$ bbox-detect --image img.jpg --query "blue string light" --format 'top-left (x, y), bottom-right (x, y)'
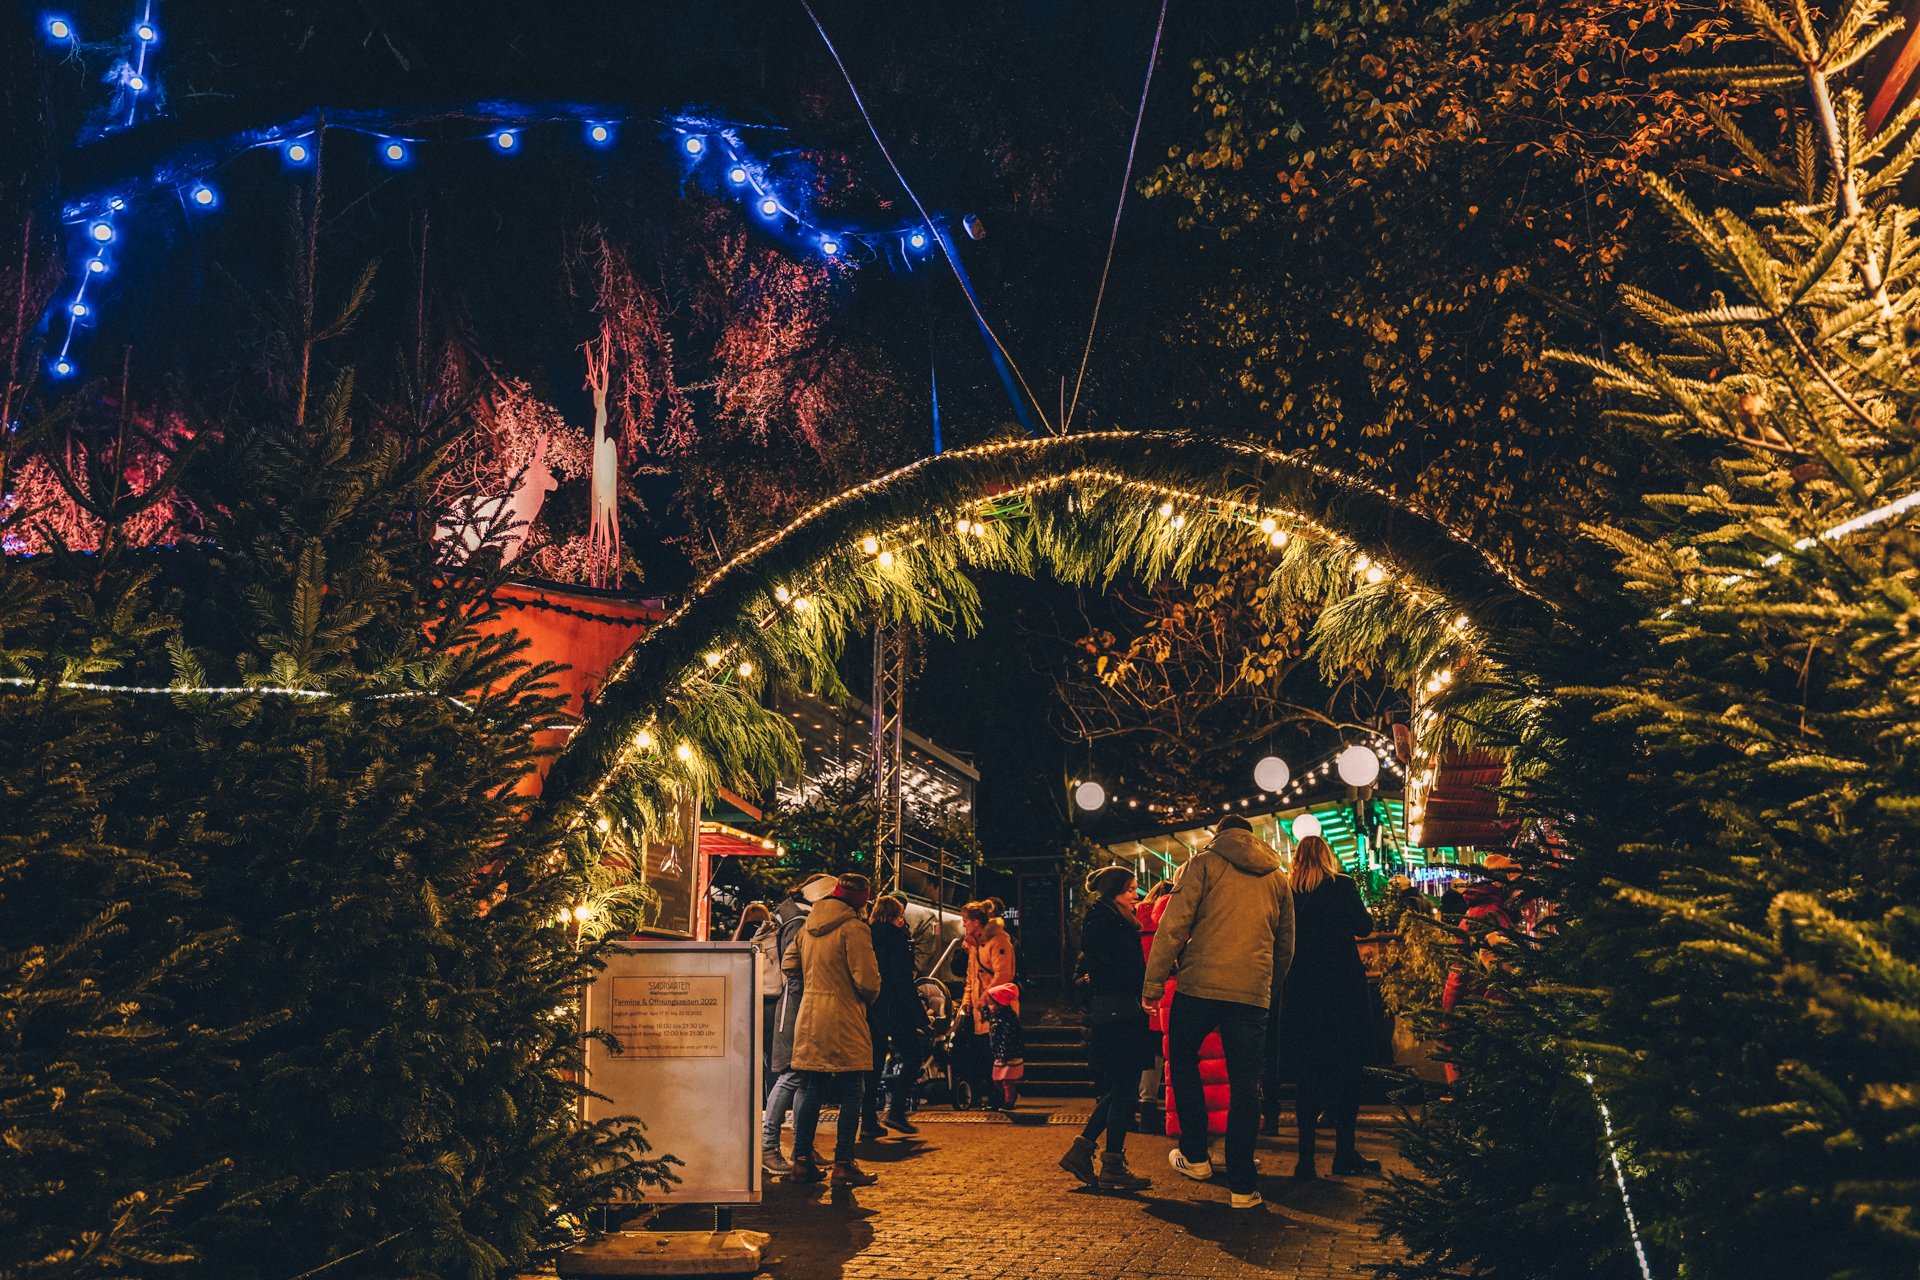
top-left (43, 13), bottom-right (75, 42)
top-left (34, 99), bottom-right (971, 379)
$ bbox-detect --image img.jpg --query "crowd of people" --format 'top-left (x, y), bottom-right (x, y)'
top-left (735, 813), bottom-right (1386, 1210)
top-left (1059, 815), bottom-right (1381, 1210)
top-left (743, 874), bottom-right (1024, 1188)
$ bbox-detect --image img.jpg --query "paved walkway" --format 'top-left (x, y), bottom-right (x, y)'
top-left (724, 1105), bottom-right (1407, 1280)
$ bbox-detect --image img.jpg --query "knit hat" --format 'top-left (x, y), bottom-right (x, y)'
top-left (1084, 865), bottom-right (1135, 899)
top-left (986, 982), bottom-right (1020, 1007)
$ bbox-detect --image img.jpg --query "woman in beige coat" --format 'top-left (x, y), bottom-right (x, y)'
top-left (782, 874), bottom-right (882, 1186)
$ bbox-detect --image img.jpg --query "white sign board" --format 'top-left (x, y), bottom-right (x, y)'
top-left (584, 941), bottom-right (762, 1204)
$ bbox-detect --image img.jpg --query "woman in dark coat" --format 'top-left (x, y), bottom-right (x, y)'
top-left (1278, 835), bottom-right (1380, 1178)
top-left (1059, 866), bottom-right (1153, 1191)
top-left (862, 894), bottom-right (929, 1138)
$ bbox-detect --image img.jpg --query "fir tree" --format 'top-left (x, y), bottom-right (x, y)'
top-left (0, 409), bottom-right (234, 1279)
top-left (131, 207), bottom-right (677, 1275)
top-left (1378, 2), bottom-right (1920, 1276)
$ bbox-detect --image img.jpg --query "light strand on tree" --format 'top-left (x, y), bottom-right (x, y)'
top-left (1586, 1071), bottom-right (1657, 1280)
top-left (0, 673), bottom-right (474, 712)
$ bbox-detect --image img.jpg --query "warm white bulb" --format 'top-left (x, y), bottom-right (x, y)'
top-left (704, 652), bottom-right (722, 668)
top-left (572, 903), bottom-right (592, 921)
top-left (1269, 529), bottom-right (1288, 548)
top-left (774, 585), bottom-right (791, 603)
top-left (737, 661), bottom-right (754, 677)
top-left (1171, 514), bottom-right (1187, 530)
top-left (1354, 553), bottom-right (1371, 572)
top-left (877, 551), bottom-right (894, 568)
top-left (861, 536), bottom-right (880, 555)
top-left (954, 518), bottom-right (972, 535)
top-left (971, 522), bottom-right (988, 537)
top-left (1157, 501), bottom-right (1174, 518)
top-left (1452, 613), bottom-right (1469, 630)
top-left (634, 729), bottom-right (653, 750)
top-left (1259, 516), bottom-right (1277, 534)
top-left (675, 743), bottom-right (695, 762)
top-left (594, 816), bottom-right (611, 833)
top-left (1365, 565), bottom-right (1385, 584)
top-left (793, 596), bottom-right (812, 612)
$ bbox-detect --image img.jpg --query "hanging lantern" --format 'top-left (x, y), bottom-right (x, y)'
top-left (1290, 812), bottom-right (1322, 841)
top-left (1073, 781), bottom-right (1107, 812)
top-left (1253, 755), bottom-right (1290, 793)
top-left (1336, 744), bottom-right (1382, 788)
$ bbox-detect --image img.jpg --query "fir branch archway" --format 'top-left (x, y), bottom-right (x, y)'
top-left (532, 429), bottom-right (1568, 852)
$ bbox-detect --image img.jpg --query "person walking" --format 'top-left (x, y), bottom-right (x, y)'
top-left (861, 894), bottom-right (928, 1137)
top-left (762, 874), bottom-right (838, 1176)
top-left (1060, 866), bottom-right (1153, 1191)
top-left (1142, 815), bottom-right (1294, 1210)
top-left (961, 900), bottom-right (1022, 1109)
top-left (1277, 835), bottom-right (1380, 1179)
top-left (783, 874), bottom-right (883, 1187)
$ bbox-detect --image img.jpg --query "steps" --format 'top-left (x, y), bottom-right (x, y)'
top-left (1020, 1022), bottom-right (1095, 1098)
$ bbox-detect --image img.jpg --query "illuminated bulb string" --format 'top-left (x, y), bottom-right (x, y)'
top-left (0, 674), bottom-right (473, 713)
top-left (39, 102), bottom-right (954, 380)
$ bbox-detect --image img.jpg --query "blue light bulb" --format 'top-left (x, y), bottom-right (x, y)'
top-left (909, 230), bottom-right (927, 250)
top-left (89, 222), bottom-right (114, 244)
top-left (285, 140), bottom-right (311, 165)
top-left (821, 238), bottom-right (840, 257)
top-left (135, 21), bottom-right (156, 41)
top-left (45, 15), bottom-right (73, 41)
top-left (728, 165), bottom-right (748, 185)
top-left (126, 74), bottom-right (146, 92)
top-left (52, 358), bottom-right (73, 376)
top-left (107, 197), bottom-right (125, 211)
top-left (87, 257), bottom-right (106, 274)
top-left (587, 123), bottom-right (612, 146)
top-left (69, 301), bottom-right (88, 317)
top-left (492, 130), bottom-right (518, 152)
top-left (758, 196), bottom-right (779, 218)
top-left (382, 140), bottom-right (408, 165)
top-left (189, 183), bottom-right (216, 208)
top-left (683, 136), bottom-right (704, 156)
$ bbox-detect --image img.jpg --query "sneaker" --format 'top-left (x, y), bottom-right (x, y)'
top-left (882, 1114), bottom-right (919, 1135)
top-left (760, 1146), bottom-right (793, 1177)
top-left (1168, 1149), bottom-right (1214, 1181)
top-left (1229, 1190), bottom-right (1264, 1210)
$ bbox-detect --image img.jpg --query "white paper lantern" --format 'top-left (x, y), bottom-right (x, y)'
top-left (1073, 780), bottom-right (1107, 812)
top-left (1290, 811), bottom-right (1322, 841)
top-left (1253, 755), bottom-right (1291, 793)
top-left (1336, 744), bottom-right (1382, 788)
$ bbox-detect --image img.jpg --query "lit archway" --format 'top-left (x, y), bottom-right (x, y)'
top-left (533, 429), bottom-right (1563, 853)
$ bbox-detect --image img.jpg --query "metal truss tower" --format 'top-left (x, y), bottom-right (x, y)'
top-left (871, 622), bottom-right (909, 895)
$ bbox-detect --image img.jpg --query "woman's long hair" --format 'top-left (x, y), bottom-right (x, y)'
top-left (1289, 835), bottom-right (1341, 895)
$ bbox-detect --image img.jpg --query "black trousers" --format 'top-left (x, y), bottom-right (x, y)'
top-left (1167, 992), bottom-right (1268, 1195)
top-left (1080, 1063), bottom-right (1136, 1153)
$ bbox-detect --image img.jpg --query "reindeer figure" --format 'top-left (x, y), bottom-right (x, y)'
top-left (583, 328), bottom-right (620, 589)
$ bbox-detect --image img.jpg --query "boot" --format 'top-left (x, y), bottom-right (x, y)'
top-left (1331, 1148), bottom-right (1382, 1176)
top-left (761, 1145), bottom-right (793, 1177)
top-left (830, 1161), bottom-right (879, 1187)
top-left (882, 1108), bottom-right (920, 1135)
top-left (1097, 1151), bottom-right (1151, 1191)
top-left (1058, 1135), bottom-right (1098, 1186)
top-left (788, 1153), bottom-right (825, 1183)
top-left (858, 1111), bottom-right (886, 1143)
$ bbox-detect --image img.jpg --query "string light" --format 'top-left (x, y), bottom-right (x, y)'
top-left (492, 129), bottom-right (519, 152)
top-left (381, 139), bottom-right (409, 165)
top-left (674, 742), bottom-right (695, 763)
top-left (587, 122), bottom-right (613, 146)
top-left (877, 550), bottom-right (894, 568)
top-left (861, 536), bottom-right (880, 554)
top-left (45, 15), bottom-right (75, 41)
